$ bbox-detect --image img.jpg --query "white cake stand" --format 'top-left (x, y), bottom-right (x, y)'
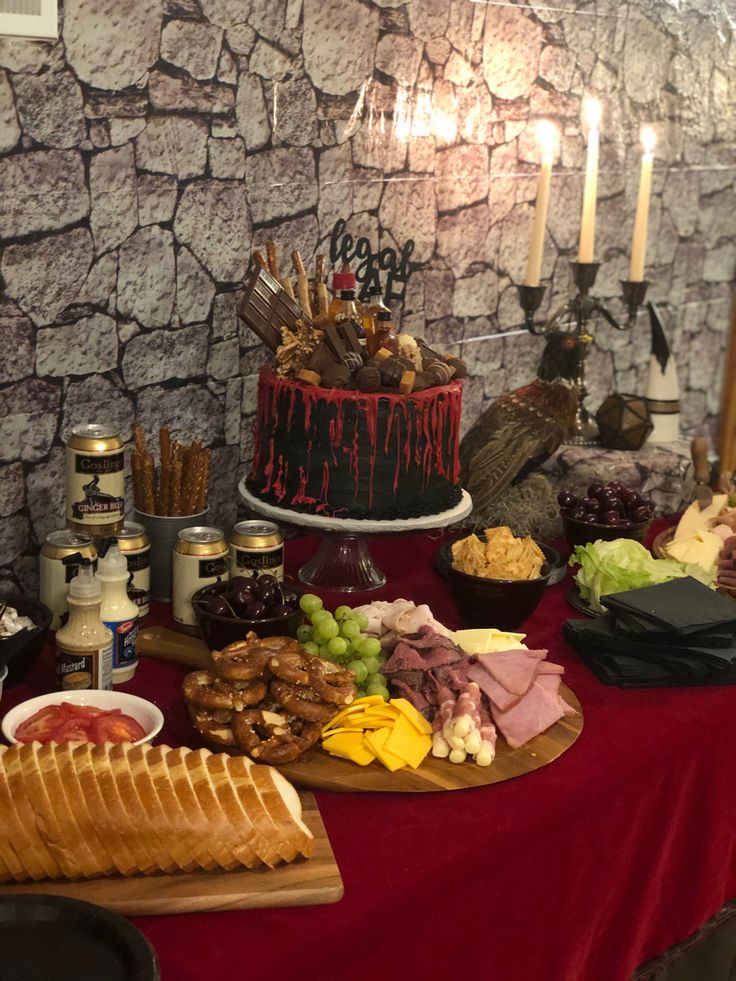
top-left (239, 480), bottom-right (472, 592)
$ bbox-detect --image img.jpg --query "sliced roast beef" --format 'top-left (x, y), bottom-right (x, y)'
top-left (382, 632), bottom-right (464, 673)
top-left (390, 678), bottom-right (431, 713)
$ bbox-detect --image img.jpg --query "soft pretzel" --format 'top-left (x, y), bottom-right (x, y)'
top-left (270, 679), bottom-right (338, 723)
top-left (232, 710), bottom-right (321, 765)
top-left (187, 704), bottom-right (238, 748)
top-left (309, 661), bottom-right (356, 706)
top-left (183, 671), bottom-right (266, 711)
top-left (269, 647), bottom-right (312, 685)
top-left (211, 641), bottom-right (271, 682)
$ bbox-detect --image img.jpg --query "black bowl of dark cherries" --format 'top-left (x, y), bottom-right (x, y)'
top-left (558, 480), bottom-right (654, 548)
top-left (191, 575), bottom-right (303, 650)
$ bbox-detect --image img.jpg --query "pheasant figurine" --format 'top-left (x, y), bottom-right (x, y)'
top-left (460, 332), bottom-right (579, 519)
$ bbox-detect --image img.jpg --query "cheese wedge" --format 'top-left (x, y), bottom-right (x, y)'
top-left (451, 628), bottom-right (528, 654)
top-left (674, 495), bottom-right (728, 540)
top-left (384, 714), bottom-right (432, 769)
top-left (665, 530), bottom-right (722, 577)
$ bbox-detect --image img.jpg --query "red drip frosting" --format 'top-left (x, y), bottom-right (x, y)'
top-left (250, 367), bottom-right (463, 515)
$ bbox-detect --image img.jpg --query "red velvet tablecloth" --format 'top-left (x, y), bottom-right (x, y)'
top-left (7, 524), bottom-right (736, 981)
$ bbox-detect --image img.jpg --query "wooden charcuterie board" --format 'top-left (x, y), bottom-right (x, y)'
top-left (270, 684), bottom-right (583, 794)
top-left (0, 792), bottom-right (342, 915)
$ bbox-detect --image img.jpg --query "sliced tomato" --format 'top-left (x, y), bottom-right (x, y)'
top-left (14, 705), bottom-right (66, 743)
top-left (59, 702), bottom-right (111, 720)
top-left (53, 716), bottom-right (94, 741)
top-left (89, 712), bottom-right (146, 745)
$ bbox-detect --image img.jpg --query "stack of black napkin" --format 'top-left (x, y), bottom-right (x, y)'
top-left (564, 577), bottom-right (736, 687)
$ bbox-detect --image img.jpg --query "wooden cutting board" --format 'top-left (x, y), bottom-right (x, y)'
top-left (0, 792), bottom-right (343, 915)
top-left (271, 684), bottom-right (583, 794)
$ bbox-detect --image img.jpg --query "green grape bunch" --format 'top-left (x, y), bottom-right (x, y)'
top-left (297, 594), bottom-right (390, 700)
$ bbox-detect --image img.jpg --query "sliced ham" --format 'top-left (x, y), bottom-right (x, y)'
top-left (491, 680), bottom-right (566, 749)
top-left (475, 649), bottom-right (548, 697)
top-left (468, 663), bottom-right (521, 712)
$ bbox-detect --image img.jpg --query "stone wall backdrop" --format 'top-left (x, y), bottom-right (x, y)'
top-left (0, 0), bottom-right (734, 590)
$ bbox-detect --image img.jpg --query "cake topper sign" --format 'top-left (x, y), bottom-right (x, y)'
top-left (329, 219), bottom-right (414, 304)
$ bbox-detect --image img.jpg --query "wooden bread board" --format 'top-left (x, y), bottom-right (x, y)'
top-left (0, 792), bottom-right (343, 915)
top-left (270, 684), bottom-right (583, 794)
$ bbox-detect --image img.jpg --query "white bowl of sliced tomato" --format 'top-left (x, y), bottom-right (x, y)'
top-left (2, 690), bottom-right (164, 747)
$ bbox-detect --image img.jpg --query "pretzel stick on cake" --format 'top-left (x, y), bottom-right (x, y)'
top-left (291, 250), bottom-right (313, 320)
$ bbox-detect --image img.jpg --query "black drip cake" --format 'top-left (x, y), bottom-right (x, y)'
top-left (248, 368), bottom-right (464, 520)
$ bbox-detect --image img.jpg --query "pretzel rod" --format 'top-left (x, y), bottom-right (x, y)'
top-left (197, 449), bottom-right (212, 512)
top-left (142, 453), bottom-right (156, 515)
top-left (189, 449), bottom-right (208, 514)
top-left (290, 250), bottom-right (312, 319)
top-left (314, 254), bottom-right (325, 311)
top-left (159, 426), bottom-right (172, 516)
top-left (281, 275), bottom-right (296, 301)
top-left (291, 251), bottom-right (306, 277)
top-left (133, 422), bottom-right (147, 457)
top-left (266, 241), bottom-right (280, 280)
top-left (253, 250), bottom-right (268, 270)
top-left (182, 440), bottom-right (202, 514)
top-left (131, 449), bottom-right (145, 512)
top-left (171, 455), bottom-right (183, 516)
top-left (316, 281), bottom-right (330, 318)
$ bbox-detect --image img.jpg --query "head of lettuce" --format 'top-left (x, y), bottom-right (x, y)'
top-left (570, 539), bottom-right (714, 614)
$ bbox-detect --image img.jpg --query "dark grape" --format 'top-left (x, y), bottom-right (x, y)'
top-left (582, 498), bottom-right (599, 513)
top-left (268, 603), bottom-right (292, 618)
top-left (601, 510), bottom-right (621, 525)
top-left (204, 595), bottom-right (232, 617)
top-left (607, 480), bottom-right (624, 494)
top-left (630, 506), bottom-right (651, 523)
top-left (581, 513), bottom-right (598, 523)
top-left (606, 498), bottom-right (625, 515)
top-left (243, 600), bottom-right (266, 619)
top-left (258, 574), bottom-right (278, 586)
top-left (558, 491), bottom-right (577, 508)
top-left (587, 482), bottom-right (605, 498)
top-left (569, 507), bottom-right (586, 520)
top-left (252, 579), bottom-right (277, 603)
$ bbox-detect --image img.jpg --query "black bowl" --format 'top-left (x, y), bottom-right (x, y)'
top-left (444, 542), bottom-right (554, 631)
top-left (561, 510), bottom-right (651, 550)
top-left (191, 582), bottom-right (304, 651)
top-left (0, 590), bottom-right (52, 687)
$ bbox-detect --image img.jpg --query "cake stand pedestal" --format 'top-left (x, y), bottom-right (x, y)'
top-left (239, 481), bottom-right (472, 592)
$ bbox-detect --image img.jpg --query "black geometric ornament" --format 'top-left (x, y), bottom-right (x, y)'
top-left (595, 393), bottom-right (653, 450)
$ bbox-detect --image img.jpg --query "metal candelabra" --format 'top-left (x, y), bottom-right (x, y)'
top-left (517, 262), bottom-right (649, 445)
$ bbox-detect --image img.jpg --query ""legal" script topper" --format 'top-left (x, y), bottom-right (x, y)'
top-left (329, 219), bottom-right (414, 304)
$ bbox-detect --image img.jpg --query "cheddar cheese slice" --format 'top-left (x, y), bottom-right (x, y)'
top-left (384, 713), bottom-right (432, 769)
top-left (363, 728), bottom-right (406, 772)
top-left (322, 732), bottom-right (376, 766)
top-left (389, 698), bottom-right (432, 736)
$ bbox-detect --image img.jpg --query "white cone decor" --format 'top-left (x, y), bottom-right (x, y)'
top-left (646, 303), bottom-right (681, 443)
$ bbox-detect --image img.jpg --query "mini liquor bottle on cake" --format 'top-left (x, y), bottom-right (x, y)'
top-left (238, 241), bottom-right (467, 519)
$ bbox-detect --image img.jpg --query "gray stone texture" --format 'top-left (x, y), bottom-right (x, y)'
top-left (0, 0), bottom-right (733, 567)
top-left (122, 324), bottom-right (210, 388)
top-left (36, 314), bottom-right (119, 378)
top-left (174, 180), bottom-right (251, 282)
top-left (63, 0), bottom-right (163, 90)
top-left (0, 150), bottom-right (88, 238)
top-left (2, 228), bottom-right (93, 326)
top-left (136, 115), bottom-right (209, 180)
top-left (117, 226), bottom-right (176, 329)
top-left (90, 144), bottom-right (138, 255)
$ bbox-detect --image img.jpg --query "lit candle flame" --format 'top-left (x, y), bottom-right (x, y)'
top-left (640, 125), bottom-right (656, 155)
top-left (583, 97), bottom-right (602, 131)
top-left (536, 120), bottom-right (558, 162)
